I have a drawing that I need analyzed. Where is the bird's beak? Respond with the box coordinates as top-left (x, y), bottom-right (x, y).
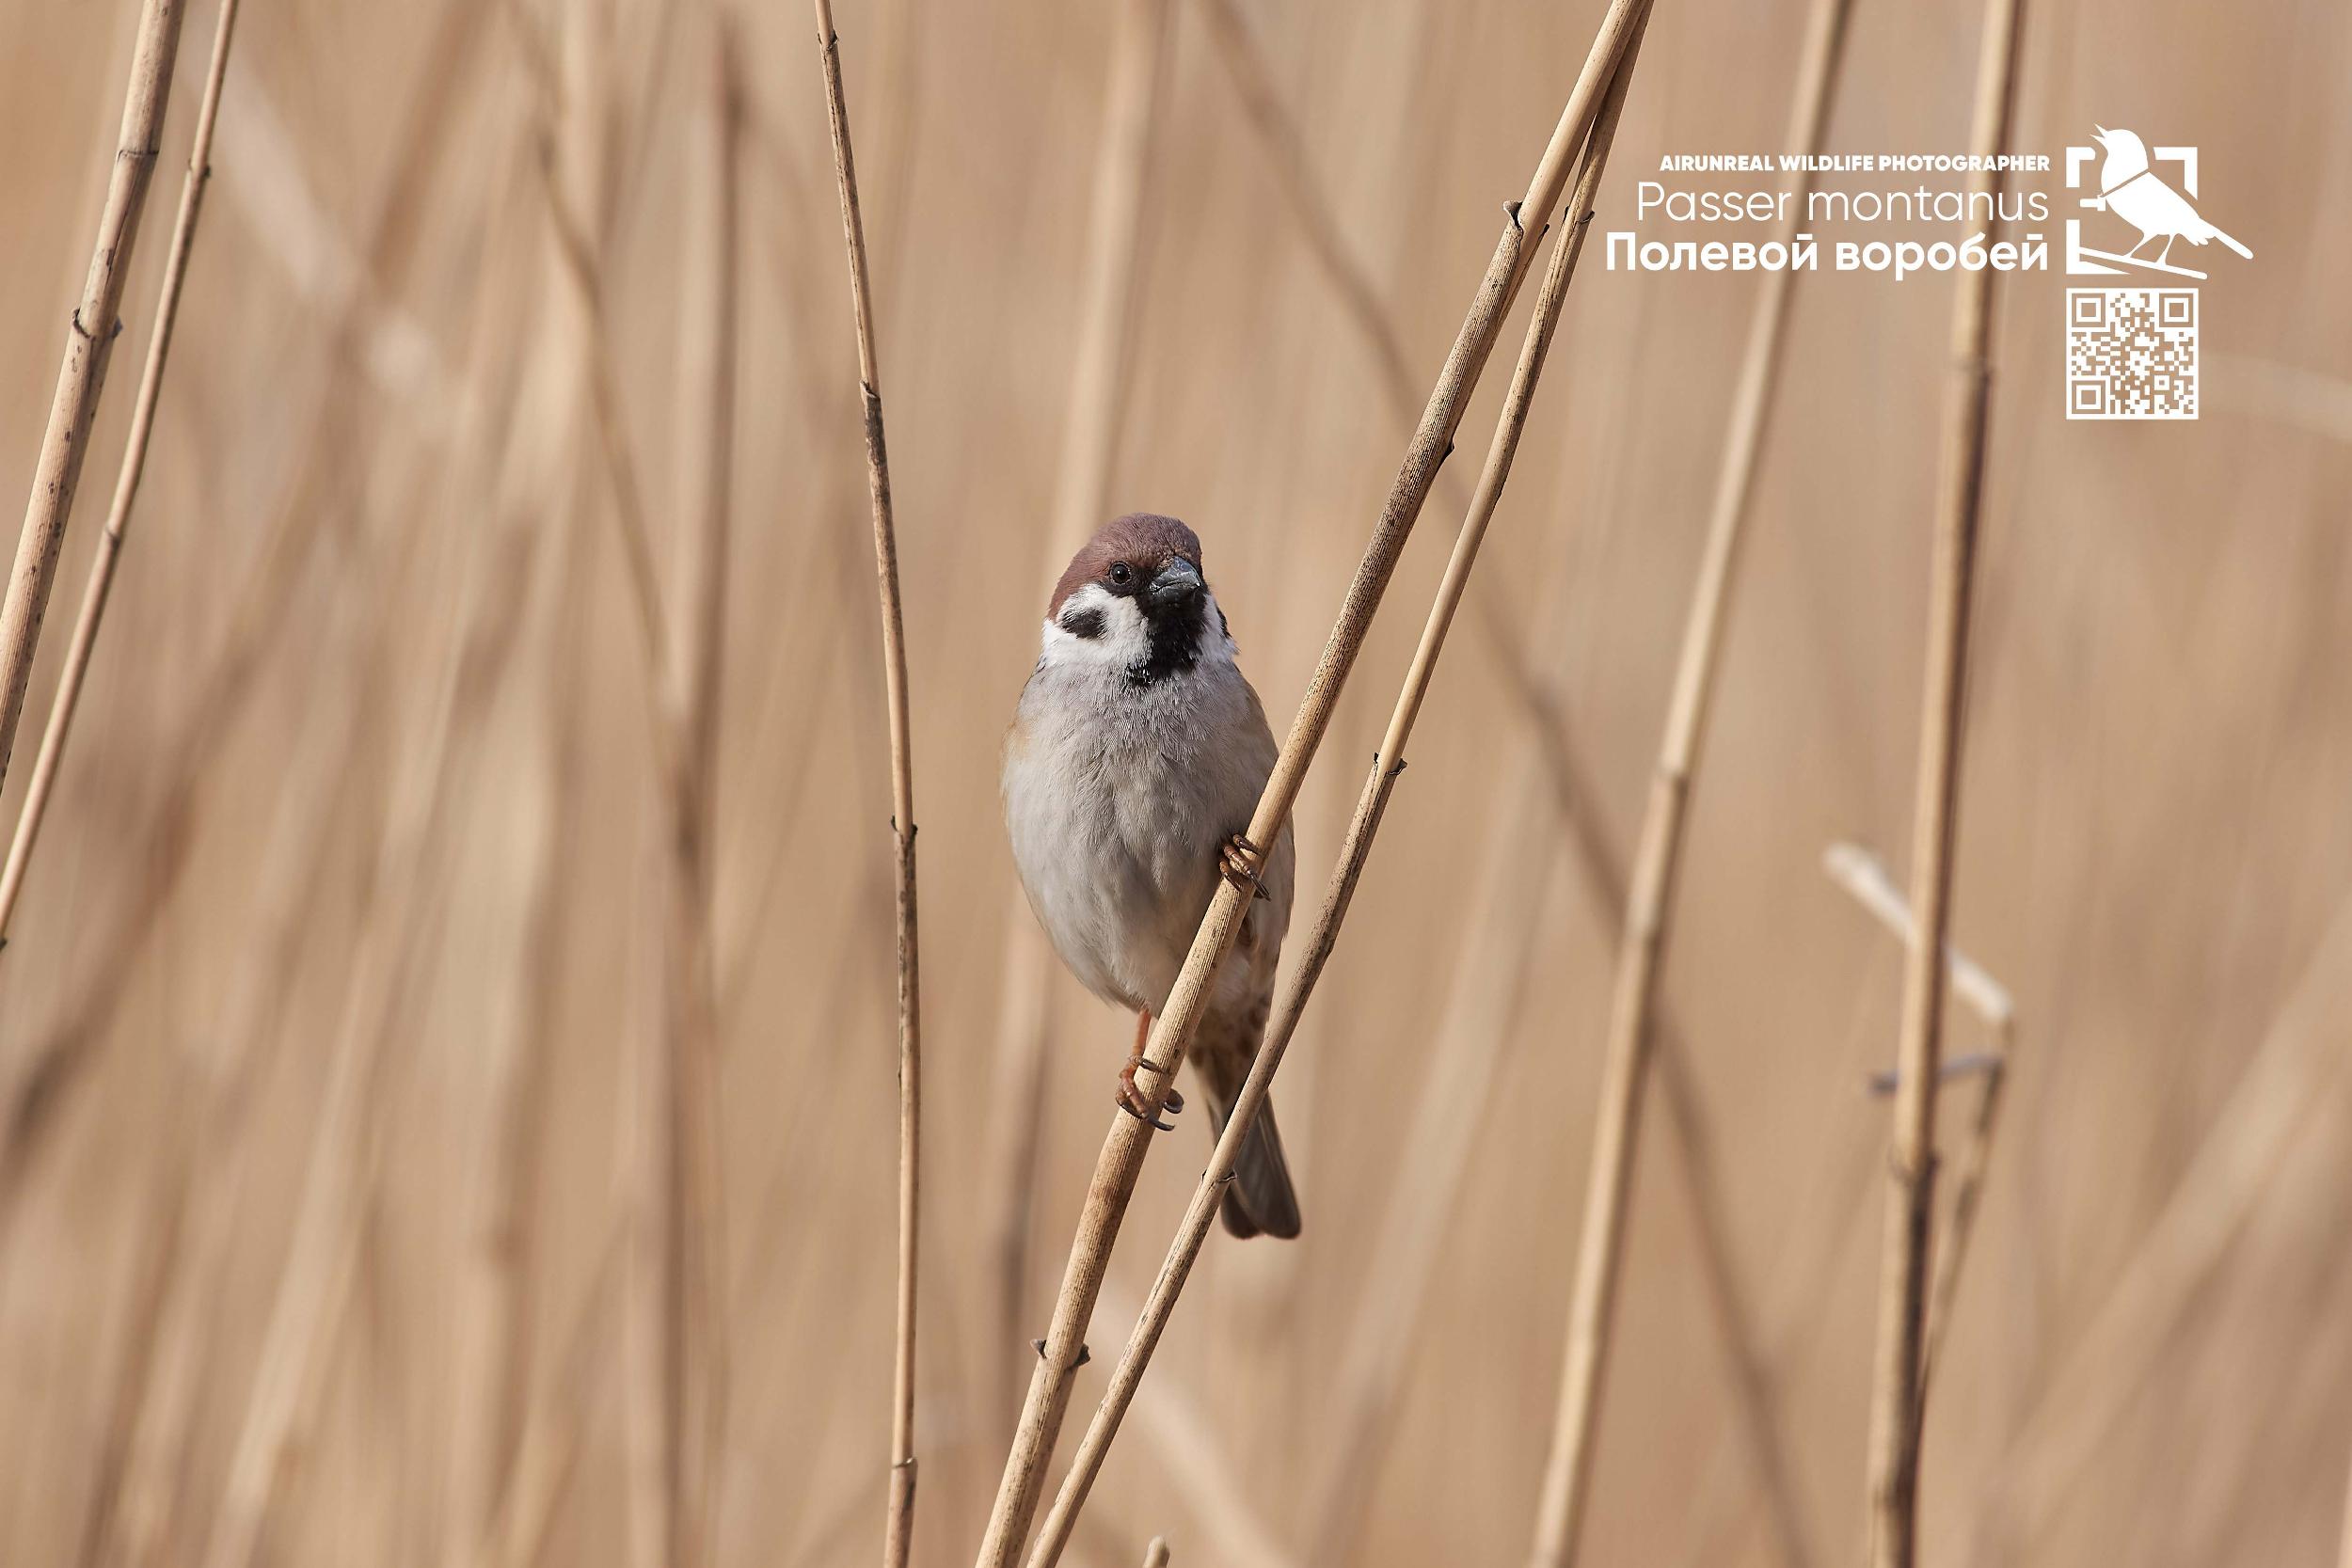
top-left (2092, 126), bottom-right (2109, 146)
top-left (1146, 557), bottom-right (1204, 610)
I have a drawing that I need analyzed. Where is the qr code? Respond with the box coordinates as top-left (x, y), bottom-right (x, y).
top-left (2066, 288), bottom-right (2197, 420)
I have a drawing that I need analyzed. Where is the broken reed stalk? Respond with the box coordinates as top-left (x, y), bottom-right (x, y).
top-left (0, 0), bottom-right (242, 948)
top-left (0, 0), bottom-right (187, 805)
top-left (979, 0), bottom-right (1174, 1440)
top-left (1525, 2), bottom-right (1853, 1560)
top-left (971, 6), bottom-right (1655, 1560)
top-left (1860, 0), bottom-right (2026, 1559)
top-left (812, 3), bottom-right (926, 1562)
top-left (1823, 841), bottom-right (2015, 1403)
top-left (1021, 32), bottom-right (1650, 1568)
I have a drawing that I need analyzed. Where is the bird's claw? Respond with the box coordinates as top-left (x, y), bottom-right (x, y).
top-left (1118, 1053), bottom-right (1183, 1131)
top-left (1220, 834), bottom-right (1269, 900)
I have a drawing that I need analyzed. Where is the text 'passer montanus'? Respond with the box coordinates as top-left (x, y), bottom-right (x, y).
top-left (1003, 514), bottom-right (1301, 1239)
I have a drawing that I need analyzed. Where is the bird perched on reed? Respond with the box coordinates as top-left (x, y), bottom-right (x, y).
top-left (2086, 126), bottom-right (2252, 267)
top-left (1002, 513), bottom-right (1301, 1238)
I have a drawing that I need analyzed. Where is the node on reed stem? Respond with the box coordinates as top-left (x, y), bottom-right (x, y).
top-left (0, 0), bottom-right (243, 951)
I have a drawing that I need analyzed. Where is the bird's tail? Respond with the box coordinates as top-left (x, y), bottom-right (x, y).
top-left (1198, 1050), bottom-right (1301, 1241)
top-left (2210, 225), bottom-right (2252, 259)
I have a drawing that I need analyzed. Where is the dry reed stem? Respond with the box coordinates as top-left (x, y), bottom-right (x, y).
top-left (1271, 78), bottom-right (1803, 1565)
top-left (0, 0), bottom-right (489, 1246)
top-left (0, 0), bottom-right (187, 806)
top-left (1957, 890), bottom-right (2352, 1565)
top-left (1861, 0), bottom-right (2026, 1558)
top-left (0, 0), bottom-right (243, 947)
top-left (199, 568), bottom-right (519, 1568)
top-left (625, 26), bottom-right (741, 1568)
top-left (1523, 2), bottom-right (1853, 1559)
top-left (812, 3), bottom-right (927, 1560)
top-left (1022, 27), bottom-right (1650, 1567)
top-left (974, 5), bottom-right (1652, 1556)
top-left (196, 242), bottom-right (564, 1556)
top-left (478, 1227), bottom-right (628, 1568)
top-left (516, 13), bottom-right (730, 1565)
top-left (978, 0), bottom-right (1177, 1443)
top-left (1823, 841), bottom-right (2017, 1403)
top-left (97, 530), bottom-right (413, 1568)
top-left (1193, 0), bottom-right (1413, 403)
top-left (1141, 1539), bottom-right (1169, 1568)
top-left (1489, 672), bottom-right (1819, 1568)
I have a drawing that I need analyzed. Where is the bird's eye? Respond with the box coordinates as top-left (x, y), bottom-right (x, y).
top-left (1107, 562), bottom-right (1133, 586)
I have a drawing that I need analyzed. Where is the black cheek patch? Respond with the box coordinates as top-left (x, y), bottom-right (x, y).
top-left (1060, 606), bottom-right (1107, 641)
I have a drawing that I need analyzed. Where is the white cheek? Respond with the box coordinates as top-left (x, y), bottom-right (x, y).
top-left (1039, 585), bottom-right (1151, 668)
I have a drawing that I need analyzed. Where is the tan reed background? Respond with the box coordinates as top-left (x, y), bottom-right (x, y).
top-left (0, 0), bottom-right (2348, 1565)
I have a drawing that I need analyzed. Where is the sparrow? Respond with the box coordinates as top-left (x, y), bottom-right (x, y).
top-left (2086, 126), bottom-right (2251, 268)
top-left (1002, 514), bottom-right (1301, 1239)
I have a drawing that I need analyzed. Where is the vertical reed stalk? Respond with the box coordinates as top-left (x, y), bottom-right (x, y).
top-left (0, 0), bottom-right (241, 947)
top-left (1020, 26), bottom-right (1651, 1564)
top-left (0, 0), bottom-right (187, 806)
top-left (1141, 1539), bottom-right (1169, 1568)
top-left (1861, 0), bottom-right (2026, 1560)
top-left (813, 3), bottom-right (925, 1562)
top-left (639, 25), bottom-right (741, 1568)
top-left (978, 0), bottom-right (1175, 1441)
top-left (1525, 2), bottom-right (1854, 1559)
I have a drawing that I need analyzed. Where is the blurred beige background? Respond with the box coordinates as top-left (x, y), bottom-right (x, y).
top-left (0, 0), bottom-right (2348, 1565)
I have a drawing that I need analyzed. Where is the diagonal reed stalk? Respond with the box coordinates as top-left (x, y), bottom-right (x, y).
top-left (1190, 29), bottom-right (1811, 1560)
top-left (0, 0), bottom-right (187, 808)
top-left (1020, 25), bottom-right (1653, 1567)
top-left (978, 0), bottom-right (1175, 1442)
top-left (0, 0), bottom-right (242, 948)
top-left (1141, 1539), bottom-right (1169, 1568)
top-left (1860, 0), bottom-right (2026, 1560)
top-left (1524, 1), bottom-right (1854, 1560)
top-left (812, 3), bottom-right (927, 1562)
top-left (1823, 841), bottom-right (2016, 1405)
top-left (0, 0), bottom-right (488, 1244)
top-left (972, 3), bottom-right (1656, 1556)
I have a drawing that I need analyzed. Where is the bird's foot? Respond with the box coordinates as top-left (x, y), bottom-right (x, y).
top-left (1220, 834), bottom-right (1269, 901)
top-left (1118, 1053), bottom-right (1183, 1131)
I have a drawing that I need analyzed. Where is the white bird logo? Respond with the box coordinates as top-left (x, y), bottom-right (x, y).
top-left (2083, 126), bottom-right (2252, 269)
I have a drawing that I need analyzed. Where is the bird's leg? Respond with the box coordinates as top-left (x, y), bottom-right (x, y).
top-left (1220, 833), bottom-right (1269, 901)
top-left (2156, 232), bottom-right (2176, 267)
top-left (1118, 1011), bottom-right (1183, 1128)
top-left (2122, 232), bottom-right (2157, 259)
